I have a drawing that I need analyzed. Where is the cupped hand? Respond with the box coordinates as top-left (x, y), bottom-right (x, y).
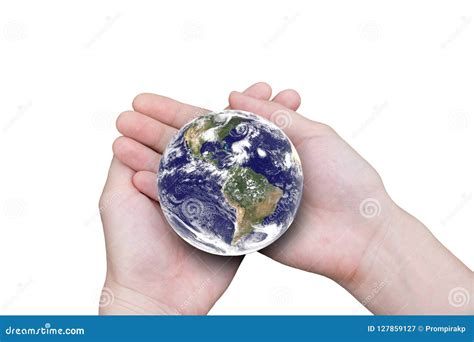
top-left (99, 83), bottom-right (302, 314)
top-left (227, 91), bottom-right (395, 286)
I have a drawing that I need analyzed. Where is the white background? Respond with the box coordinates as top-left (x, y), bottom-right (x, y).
top-left (1, 0), bottom-right (473, 315)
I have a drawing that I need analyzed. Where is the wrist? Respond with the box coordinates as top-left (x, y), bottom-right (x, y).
top-left (337, 201), bottom-right (411, 312)
top-left (339, 200), bottom-right (473, 314)
top-left (338, 197), bottom-right (406, 287)
top-left (99, 280), bottom-right (181, 315)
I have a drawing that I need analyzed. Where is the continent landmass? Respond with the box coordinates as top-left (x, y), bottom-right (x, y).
top-left (223, 167), bottom-right (283, 244)
top-left (183, 115), bottom-right (283, 244)
top-left (184, 115), bottom-right (242, 160)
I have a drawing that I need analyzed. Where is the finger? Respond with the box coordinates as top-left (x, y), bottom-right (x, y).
top-left (225, 82), bottom-right (272, 109)
top-left (132, 93), bottom-right (208, 129)
top-left (122, 83), bottom-right (272, 153)
top-left (133, 82), bottom-right (274, 129)
top-left (228, 91), bottom-right (311, 145)
top-left (112, 136), bottom-right (161, 172)
top-left (271, 89), bottom-right (301, 111)
top-left (243, 82), bottom-right (272, 100)
top-left (133, 170), bottom-right (159, 201)
top-left (116, 111), bottom-right (177, 153)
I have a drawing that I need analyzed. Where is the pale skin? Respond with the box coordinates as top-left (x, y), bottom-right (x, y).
top-left (99, 82), bottom-right (473, 315)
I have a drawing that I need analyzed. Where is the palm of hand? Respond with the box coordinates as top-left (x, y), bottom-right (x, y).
top-left (262, 128), bottom-right (389, 283)
top-left (227, 91), bottom-right (390, 284)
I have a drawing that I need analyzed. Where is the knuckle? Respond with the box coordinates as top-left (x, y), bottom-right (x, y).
top-left (317, 123), bottom-right (335, 134)
top-left (98, 194), bottom-right (107, 211)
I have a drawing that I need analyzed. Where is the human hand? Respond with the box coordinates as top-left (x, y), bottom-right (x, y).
top-left (99, 83), bottom-right (302, 315)
top-left (228, 92), bottom-right (473, 314)
top-left (228, 90), bottom-right (390, 281)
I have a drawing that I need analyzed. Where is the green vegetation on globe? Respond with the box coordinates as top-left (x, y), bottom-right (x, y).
top-left (223, 167), bottom-right (283, 244)
top-left (184, 114), bottom-right (283, 245)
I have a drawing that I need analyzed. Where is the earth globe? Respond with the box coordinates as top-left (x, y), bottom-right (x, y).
top-left (158, 110), bottom-right (303, 255)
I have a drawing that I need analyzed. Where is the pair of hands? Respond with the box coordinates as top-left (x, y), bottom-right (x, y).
top-left (99, 82), bottom-right (473, 315)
